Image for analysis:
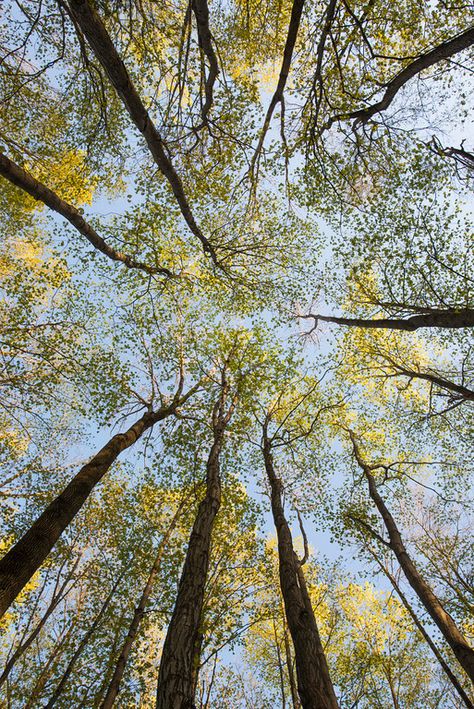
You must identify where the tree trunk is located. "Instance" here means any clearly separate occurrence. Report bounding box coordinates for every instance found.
[0,151,170,276]
[156,428,225,709]
[0,399,186,618]
[101,504,184,708]
[283,617,301,709]
[66,0,217,263]
[304,308,474,331]
[273,616,287,709]
[0,554,80,688]
[263,441,339,709]
[45,574,121,707]
[352,436,474,683]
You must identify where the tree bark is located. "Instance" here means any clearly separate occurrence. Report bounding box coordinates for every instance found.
[156,403,231,709]
[303,308,474,331]
[350,434,474,683]
[100,504,184,708]
[0,554,80,687]
[0,385,197,618]
[348,27,474,124]
[283,616,301,708]
[263,439,339,709]
[0,151,171,277]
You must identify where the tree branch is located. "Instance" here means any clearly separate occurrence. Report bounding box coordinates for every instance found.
[0,151,173,277]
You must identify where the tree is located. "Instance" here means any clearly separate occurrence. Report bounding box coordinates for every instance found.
[0,0,473,705]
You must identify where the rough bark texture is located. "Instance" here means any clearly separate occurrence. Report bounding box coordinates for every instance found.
[283,618,301,709]
[0,151,171,276]
[263,440,339,709]
[67,0,217,263]
[304,308,474,331]
[101,505,183,708]
[156,401,230,709]
[351,435,474,683]
[0,401,182,617]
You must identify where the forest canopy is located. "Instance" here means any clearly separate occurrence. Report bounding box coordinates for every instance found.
[0,0,473,706]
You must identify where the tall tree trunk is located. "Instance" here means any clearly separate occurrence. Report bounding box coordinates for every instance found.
[273,616,287,709]
[263,439,339,709]
[155,427,224,709]
[350,433,474,683]
[45,574,122,707]
[283,616,301,709]
[92,607,129,708]
[101,504,184,708]
[0,384,198,618]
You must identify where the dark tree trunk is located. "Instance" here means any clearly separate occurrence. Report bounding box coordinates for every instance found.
[351,435,474,683]
[101,504,183,708]
[66,0,217,263]
[263,440,339,709]
[155,429,224,709]
[304,308,474,331]
[0,391,194,617]
[0,554,80,687]
[0,151,170,276]
[283,617,301,709]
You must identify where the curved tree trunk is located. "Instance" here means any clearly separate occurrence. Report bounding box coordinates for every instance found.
[366,545,473,709]
[0,151,170,276]
[263,439,339,709]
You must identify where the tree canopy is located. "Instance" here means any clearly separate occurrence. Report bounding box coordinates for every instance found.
[0,0,473,706]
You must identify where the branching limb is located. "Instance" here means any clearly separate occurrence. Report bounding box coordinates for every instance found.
[64,0,218,264]
[0,151,173,277]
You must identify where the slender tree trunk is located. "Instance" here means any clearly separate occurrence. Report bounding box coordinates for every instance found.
[0,151,170,276]
[0,555,80,687]
[101,504,184,708]
[367,545,473,709]
[92,607,129,708]
[66,0,217,263]
[351,435,474,683]
[283,616,301,709]
[24,623,74,708]
[263,439,339,709]
[45,574,122,707]
[273,616,287,709]
[156,424,226,709]
[0,390,195,617]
